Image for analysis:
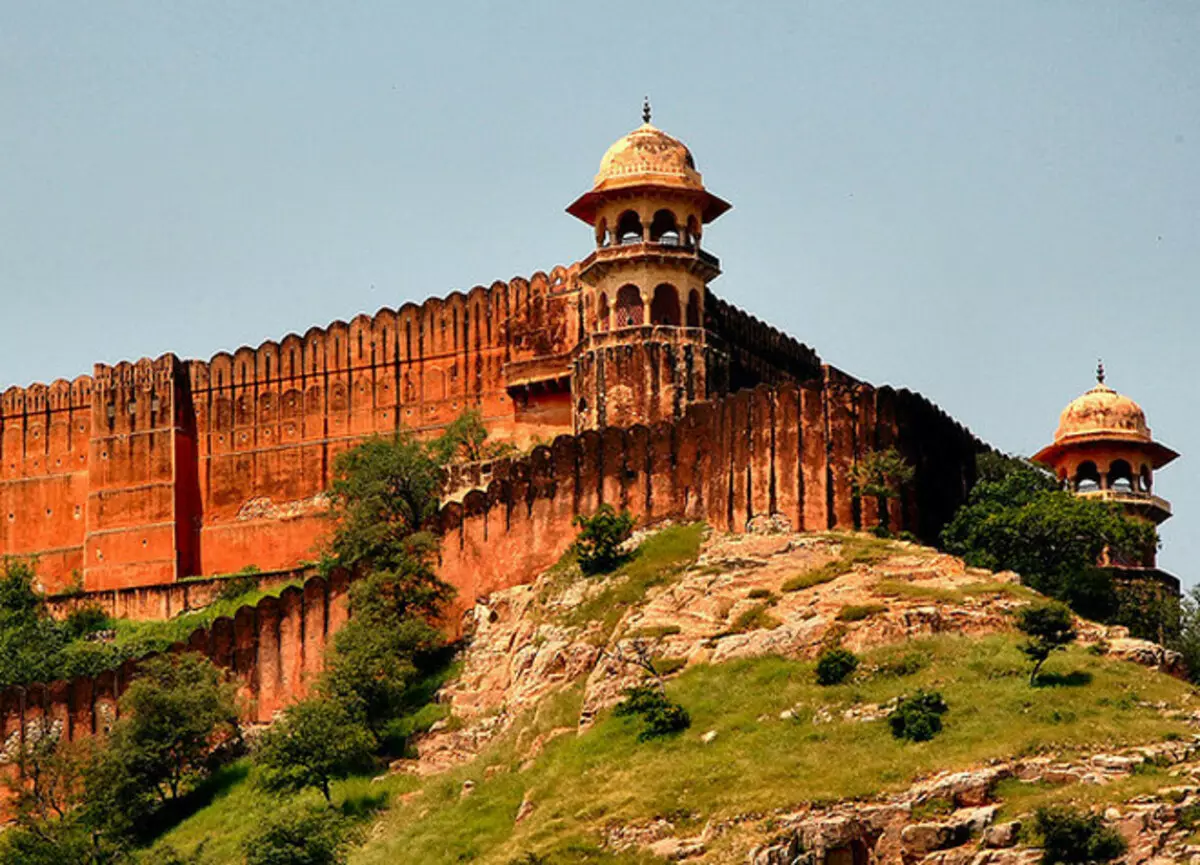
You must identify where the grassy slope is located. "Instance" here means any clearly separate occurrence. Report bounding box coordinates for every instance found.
[148,635,1193,864]
[140,529,1197,863]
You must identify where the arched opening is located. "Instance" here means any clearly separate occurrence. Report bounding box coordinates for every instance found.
[596,218,610,248]
[686,289,701,327]
[1108,459,1134,492]
[650,209,680,245]
[686,215,700,248]
[614,284,644,327]
[617,210,644,245]
[1074,461,1101,493]
[1140,465,1153,493]
[650,284,681,325]
[596,293,611,332]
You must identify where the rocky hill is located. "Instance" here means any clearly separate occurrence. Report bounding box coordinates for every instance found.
[152,525,1198,865]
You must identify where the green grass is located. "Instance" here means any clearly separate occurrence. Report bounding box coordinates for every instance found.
[144,634,1194,864]
[836,603,888,622]
[110,577,306,657]
[781,533,897,593]
[729,603,782,633]
[562,523,705,638]
[874,580,967,603]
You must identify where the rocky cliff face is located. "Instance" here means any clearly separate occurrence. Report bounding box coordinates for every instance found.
[392,526,1191,863]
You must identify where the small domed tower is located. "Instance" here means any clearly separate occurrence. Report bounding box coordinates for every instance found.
[566,103,732,430]
[1033,363,1179,573]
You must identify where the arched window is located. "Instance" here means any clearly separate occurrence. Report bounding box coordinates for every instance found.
[686,215,701,248]
[650,284,681,326]
[1075,461,1101,493]
[1108,459,1134,492]
[686,289,701,327]
[597,293,611,332]
[614,284,644,327]
[596,218,610,248]
[617,211,644,245]
[650,209,680,245]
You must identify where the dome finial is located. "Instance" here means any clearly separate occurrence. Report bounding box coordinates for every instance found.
[642,96,651,124]
[1097,358,1106,385]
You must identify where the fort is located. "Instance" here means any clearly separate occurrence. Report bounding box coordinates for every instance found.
[0,110,984,603]
[0,110,1185,852]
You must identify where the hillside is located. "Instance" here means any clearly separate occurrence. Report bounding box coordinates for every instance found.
[147,526,1197,864]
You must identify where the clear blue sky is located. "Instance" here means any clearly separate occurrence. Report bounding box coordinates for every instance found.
[1,2,1196,579]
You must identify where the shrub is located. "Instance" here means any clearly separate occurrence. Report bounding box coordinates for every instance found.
[1016,602,1077,685]
[815,647,859,685]
[747,588,775,601]
[573,505,635,575]
[216,567,261,602]
[1034,806,1126,864]
[243,803,353,865]
[888,690,948,742]
[613,684,691,742]
[731,603,782,633]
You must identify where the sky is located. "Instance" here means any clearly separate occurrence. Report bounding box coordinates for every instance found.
[1,2,1196,580]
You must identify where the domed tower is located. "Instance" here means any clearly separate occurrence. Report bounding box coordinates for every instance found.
[1033,363,1179,573]
[566,103,732,431]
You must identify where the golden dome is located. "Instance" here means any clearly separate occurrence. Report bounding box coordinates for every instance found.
[592,122,703,193]
[566,114,731,226]
[1053,381,1149,444]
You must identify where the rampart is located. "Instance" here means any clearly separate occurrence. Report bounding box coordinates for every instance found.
[0,263,837,595]
[1,373,981,752]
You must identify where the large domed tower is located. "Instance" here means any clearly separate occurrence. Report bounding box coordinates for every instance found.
[566,103,732,431]
[1033,363,1179,574]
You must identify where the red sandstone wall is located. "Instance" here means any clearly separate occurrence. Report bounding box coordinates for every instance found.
[0,376,980,809]
[434,374,981,606]
[0,571,350,755]
[0,267,584,592]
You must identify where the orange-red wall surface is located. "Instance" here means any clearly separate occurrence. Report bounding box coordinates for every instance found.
[1,263,844,595]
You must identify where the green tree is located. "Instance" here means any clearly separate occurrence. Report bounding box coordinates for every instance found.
[318,431,451,739]
[1171,587,1200,684]
[243,803,354,865]
[850,448,914,533]
[942,453,1156,620]
[1016,602,1078,685]
[86,653,240,833]
[256,697,377,803]
[573,505,635,575]
[428,407,517,465]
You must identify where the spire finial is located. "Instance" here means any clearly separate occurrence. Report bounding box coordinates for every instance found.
[642,96,651,124]
[1097,358,1106,385]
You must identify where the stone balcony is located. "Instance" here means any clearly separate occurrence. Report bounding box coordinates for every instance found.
[1078,488,1172,523]
[577,241,721,284]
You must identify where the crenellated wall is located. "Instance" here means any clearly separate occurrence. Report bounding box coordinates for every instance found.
[0,266,591,592]
[0,251,980,599]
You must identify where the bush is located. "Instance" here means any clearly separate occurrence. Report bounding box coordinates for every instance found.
[243,803,354,865]
[1034,806,1126,864]
[613,684,691,742]
[815,647,859,685]
[888,690,948,742]
[573,505,635,575]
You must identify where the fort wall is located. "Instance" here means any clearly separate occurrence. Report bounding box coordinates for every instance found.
[0,267,587,593]
[1,374,981,761]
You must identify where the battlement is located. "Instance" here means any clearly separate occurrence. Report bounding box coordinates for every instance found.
[0,252,983,597]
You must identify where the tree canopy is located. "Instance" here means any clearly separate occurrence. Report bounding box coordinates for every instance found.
[941,453,1157,621]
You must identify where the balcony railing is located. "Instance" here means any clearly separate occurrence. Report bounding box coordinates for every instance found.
[1077,488,1172,516]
